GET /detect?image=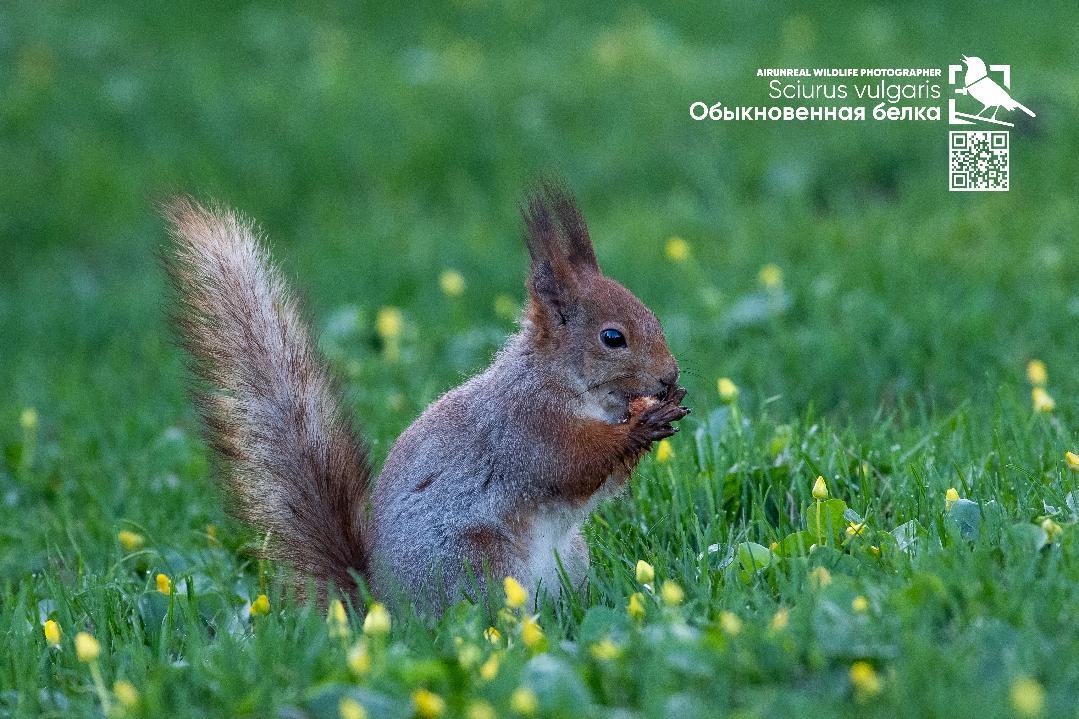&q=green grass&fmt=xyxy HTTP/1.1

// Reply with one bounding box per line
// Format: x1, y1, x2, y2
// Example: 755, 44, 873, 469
3, 1, 1079, 717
